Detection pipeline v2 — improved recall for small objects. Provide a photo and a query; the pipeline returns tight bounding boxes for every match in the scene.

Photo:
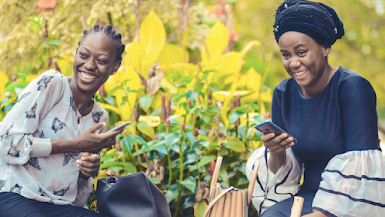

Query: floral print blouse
[0,69,108,206]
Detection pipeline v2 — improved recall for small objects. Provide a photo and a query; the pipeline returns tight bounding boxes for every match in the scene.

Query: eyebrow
[80,47,110,57]
[293,44,306,49]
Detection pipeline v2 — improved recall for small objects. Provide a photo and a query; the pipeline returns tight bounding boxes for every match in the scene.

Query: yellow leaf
[106,66,142,121]
[166,63,199,76]
[201,21,229,62]
[137,121,155,138]
[139,10,166,76]
[0,69,9,99]
[139,116,161,127]
[212,91,249,102]
[239,40,261,58]
[159,43,184,67]
[124,43,146,74]
[99,103,121,115]
[245,67,262,93]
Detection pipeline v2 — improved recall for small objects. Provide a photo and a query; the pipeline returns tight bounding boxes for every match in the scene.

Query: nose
[289,58,301,69]
[84,58,96,71]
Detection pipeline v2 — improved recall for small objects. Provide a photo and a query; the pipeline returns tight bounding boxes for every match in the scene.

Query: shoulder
[32,69,66,89]
[334,67,376,106]
[336,68,374,92]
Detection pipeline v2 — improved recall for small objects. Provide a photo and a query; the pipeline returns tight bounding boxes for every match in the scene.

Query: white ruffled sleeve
[312,150,385,216]
[246,146,304,214]
[73,177,94,207]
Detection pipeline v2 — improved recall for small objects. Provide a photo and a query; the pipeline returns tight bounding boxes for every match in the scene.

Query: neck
[68,76,95,116]
[300,64,337,98]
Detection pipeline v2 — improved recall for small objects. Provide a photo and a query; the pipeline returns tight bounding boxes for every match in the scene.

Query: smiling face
[278,31,331,95]
[73,32,121,94]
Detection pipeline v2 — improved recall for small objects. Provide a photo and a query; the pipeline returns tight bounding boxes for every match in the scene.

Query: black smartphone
[106,121,132,133]
[254,121,297,143]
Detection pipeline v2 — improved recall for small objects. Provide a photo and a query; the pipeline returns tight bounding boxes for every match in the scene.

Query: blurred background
[0,0,384,215]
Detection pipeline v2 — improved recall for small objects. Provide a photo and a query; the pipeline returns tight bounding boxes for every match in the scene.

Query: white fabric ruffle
[246,147,304,214]
[73,177,94,207]
[312,150,385,217]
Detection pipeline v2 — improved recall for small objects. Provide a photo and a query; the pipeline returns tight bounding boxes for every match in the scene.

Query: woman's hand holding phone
[261,133,294,155]
[75,122,125,153]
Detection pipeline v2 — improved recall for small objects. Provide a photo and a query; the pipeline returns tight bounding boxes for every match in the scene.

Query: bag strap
[247,160,260,205]
[202,186,234,217]
[209,156,223,196]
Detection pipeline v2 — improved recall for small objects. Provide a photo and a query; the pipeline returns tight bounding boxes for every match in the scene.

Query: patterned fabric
[246,148,385,216]
[0,70,108,206]
[246,147,304,214]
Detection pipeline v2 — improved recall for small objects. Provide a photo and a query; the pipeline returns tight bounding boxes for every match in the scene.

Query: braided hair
[78,24,125,62]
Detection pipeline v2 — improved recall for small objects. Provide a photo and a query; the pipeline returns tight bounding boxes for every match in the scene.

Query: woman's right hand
[75,122,124,153]
[261,133,294,155]
[262,133,294,174]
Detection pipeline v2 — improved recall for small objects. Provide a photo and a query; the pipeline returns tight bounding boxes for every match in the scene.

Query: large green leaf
[219,168,229,184]
[125,162,137,174]
[179,176,196,193]
[137,121,155,139]
[100,161,124,169]
[188,155,216,172]
[131,135,149,149]
[184,131,196,147]
[121,135,134,153]
[229,111,244,124]
[165,186,179,204]
[139,95,154,112]
[101,152,121,161]
[223,137,244,152]
[165,133,182,150]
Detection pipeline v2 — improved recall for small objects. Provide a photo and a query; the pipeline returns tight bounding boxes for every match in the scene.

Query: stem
[122,149,129,175]
[122,83,134,118]
[167,148,172,190]
[173,137,184,217]
[243,112,250,148]
[196,143,201,188]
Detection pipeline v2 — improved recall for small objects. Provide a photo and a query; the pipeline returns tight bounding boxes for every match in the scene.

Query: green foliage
[1,1,384,217]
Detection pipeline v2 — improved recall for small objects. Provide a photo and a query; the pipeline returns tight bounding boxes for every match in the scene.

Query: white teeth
[80,71,97,79]
[295,70,307,77]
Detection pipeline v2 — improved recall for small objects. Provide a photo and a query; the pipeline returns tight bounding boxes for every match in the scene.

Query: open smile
[294,69,308,77]
[79,70,98,80]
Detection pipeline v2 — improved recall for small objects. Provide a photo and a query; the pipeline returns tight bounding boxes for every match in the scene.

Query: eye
[298,51,307,56]
[97,59,107,64]
[79,52,87,58]
[281,53,290,59]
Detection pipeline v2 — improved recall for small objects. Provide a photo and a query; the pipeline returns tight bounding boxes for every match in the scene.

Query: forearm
[51,138,80,154]
[268,151,285,174]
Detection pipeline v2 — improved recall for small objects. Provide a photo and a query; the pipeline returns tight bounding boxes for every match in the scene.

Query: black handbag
[96,172,172,217]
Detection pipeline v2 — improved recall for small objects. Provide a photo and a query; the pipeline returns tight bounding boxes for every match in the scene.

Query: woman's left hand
[77,153,100,180]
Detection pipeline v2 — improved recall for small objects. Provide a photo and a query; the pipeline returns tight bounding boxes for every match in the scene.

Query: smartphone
[106,121,132,133]
[254,121,297,143]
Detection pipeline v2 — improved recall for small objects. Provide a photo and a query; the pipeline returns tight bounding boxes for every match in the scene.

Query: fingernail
[76,160,80,163]
[102,122,106,126]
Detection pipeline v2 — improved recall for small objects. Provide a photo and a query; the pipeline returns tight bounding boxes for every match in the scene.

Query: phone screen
[106,121,131,133]
[255,121,297,143]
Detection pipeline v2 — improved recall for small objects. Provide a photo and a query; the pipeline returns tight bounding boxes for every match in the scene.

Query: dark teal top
[272,67,380,194]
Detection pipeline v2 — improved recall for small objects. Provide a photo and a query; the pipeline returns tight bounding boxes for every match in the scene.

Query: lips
[294,69,308,77]
[79,70,98,79]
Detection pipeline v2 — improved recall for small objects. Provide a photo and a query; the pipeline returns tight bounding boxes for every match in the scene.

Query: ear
[111,61,122,75]
[323,46,331,57]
